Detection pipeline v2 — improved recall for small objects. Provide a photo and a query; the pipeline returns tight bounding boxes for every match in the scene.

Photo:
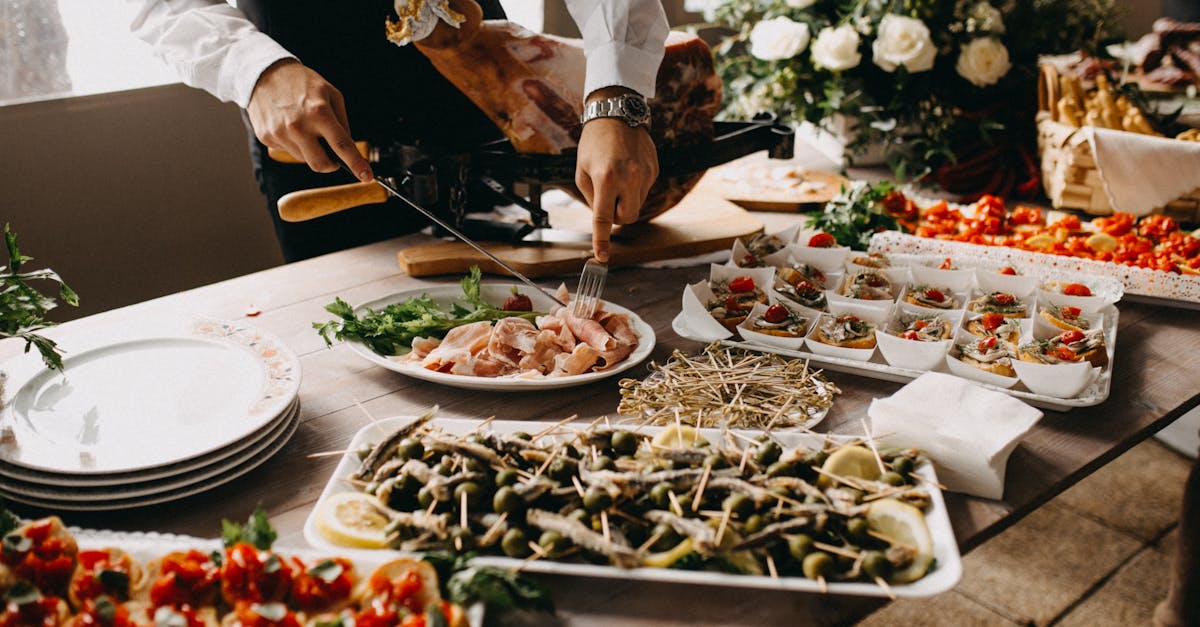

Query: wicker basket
[1035,63,1200,221]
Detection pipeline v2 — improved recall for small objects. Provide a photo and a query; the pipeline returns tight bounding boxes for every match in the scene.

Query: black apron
[241,0,507,262]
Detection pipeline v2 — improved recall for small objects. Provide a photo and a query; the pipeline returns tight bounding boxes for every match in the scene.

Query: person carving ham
[127,0,668,264]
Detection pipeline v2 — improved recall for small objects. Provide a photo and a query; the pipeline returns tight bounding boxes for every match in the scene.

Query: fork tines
[573,259,608,319]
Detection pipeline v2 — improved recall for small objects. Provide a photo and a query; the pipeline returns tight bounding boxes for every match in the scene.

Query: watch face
[622,96,650,122]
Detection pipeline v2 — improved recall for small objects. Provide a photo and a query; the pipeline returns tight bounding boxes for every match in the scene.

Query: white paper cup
[945,350,1020,388]
[737,302,816,351]
[786,243,850,273]
[910,263,975,292]
[973,267,1041,297]
[876,329,952,371]
[899,284,968,312]
[1012,358,1099,398]
[805,312,881,361]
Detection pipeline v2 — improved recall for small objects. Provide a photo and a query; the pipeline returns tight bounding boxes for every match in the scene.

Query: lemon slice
[651,424,707,448]
[1085,232,1117,253]
[866,498,934,583]
[314,492,393,549]
[1023,233,1054,250]
[817,445,881,488]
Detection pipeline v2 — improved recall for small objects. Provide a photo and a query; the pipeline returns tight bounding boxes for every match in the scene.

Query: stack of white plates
[0,318,301,511]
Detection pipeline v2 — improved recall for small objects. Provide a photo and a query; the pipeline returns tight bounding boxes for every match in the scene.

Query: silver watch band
[580,94,651,129]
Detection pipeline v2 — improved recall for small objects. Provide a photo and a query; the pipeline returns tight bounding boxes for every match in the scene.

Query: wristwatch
[580,93,652,129]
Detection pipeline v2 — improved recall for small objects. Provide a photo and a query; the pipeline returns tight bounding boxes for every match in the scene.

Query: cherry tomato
[808,233,836,248]
[900,330,920,340]
[1060,306,1081,320]
[502,293,532,312]
[997,266,1018,275]
[728,276,756,293]
[1058,330,1085,344]
[978,336,998,350]
[938,258,954,270]
[1055,346,1078,361]
[912,319,929,330]
[992,292,1015,305]
[762,304,789,324]
[923,288,945,302]
[1062,283,1092,297]
[723,295,742,311]
[979,313,1005,331]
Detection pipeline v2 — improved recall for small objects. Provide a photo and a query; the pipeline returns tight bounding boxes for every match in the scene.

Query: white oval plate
[344,284,655,391]
[0,318,300,474]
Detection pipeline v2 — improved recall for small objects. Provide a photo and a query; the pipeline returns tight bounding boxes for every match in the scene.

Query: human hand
[247,59,373,182]
[575,96,658,263]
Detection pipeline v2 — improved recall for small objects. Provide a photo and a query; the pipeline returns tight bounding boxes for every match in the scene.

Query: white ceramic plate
[0,318,300,474]
[0,405,299,512]
[0,397,298,487]
[343,284,655,391]
[305,417,963,599]
[0,401,298,500]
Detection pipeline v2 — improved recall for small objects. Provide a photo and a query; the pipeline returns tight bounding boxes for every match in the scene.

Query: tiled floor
[857,436,1193,626]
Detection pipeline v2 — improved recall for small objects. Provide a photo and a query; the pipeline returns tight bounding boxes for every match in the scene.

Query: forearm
[126,0,293,106]
[563,0,669,99]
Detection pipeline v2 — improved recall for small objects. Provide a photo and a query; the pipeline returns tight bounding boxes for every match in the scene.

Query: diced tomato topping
[289,557,355,612]
[1058,330,1085,344]
[923,288,945,302]
[1009,205,1043,226]
[1061,306,1081,319]
[979,313,1005,331]
[0,596,65,627]
[900,330,920,340]
[912,320,929,330]
[728,276,756,293]
[1062,283,1092,297]
[0,519,76,594]
[1055,346,1078,361]
[762,304,789,324]
[808,232,836,248]
[992,292,1015,305]
[998,266,1017,275]
[220,543,294,606]
[978,336,997,350]
[150,550,220,608]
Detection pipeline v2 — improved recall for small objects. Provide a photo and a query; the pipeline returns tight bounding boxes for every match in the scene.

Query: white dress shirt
[127,0,668,109]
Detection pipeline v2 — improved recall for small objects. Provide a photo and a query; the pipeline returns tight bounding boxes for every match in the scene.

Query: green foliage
[805,181,900,250]
[313,267,540,356]
[424,551,555,615]
[1,224,79,371]
[221,506,277,550]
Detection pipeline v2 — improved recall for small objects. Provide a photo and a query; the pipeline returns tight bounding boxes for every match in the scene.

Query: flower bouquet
[698,0,1121,198]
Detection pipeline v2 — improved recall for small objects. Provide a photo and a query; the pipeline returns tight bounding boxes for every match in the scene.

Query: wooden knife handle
[267,141,371,164]
[277,181,389,222]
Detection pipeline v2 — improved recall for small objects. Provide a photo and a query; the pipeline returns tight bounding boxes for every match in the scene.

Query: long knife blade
[374,175,568,308]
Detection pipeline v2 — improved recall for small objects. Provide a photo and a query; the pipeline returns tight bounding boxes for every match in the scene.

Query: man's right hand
[247,59,373,182]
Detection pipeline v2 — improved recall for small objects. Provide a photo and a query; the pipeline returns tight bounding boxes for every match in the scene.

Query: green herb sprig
[221,506,277,550]
[423,551,554,615]
[805,181,900,250]
[314,267,540,355]
[1,224,79,371]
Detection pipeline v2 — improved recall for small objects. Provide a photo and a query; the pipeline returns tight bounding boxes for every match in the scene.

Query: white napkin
[868,372,1042,500]
[1087,126,1200,216]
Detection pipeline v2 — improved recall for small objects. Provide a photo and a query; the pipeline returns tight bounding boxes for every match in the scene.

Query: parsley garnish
[805,181,900,251]
[221,506,277,550]
[1,224,79,371]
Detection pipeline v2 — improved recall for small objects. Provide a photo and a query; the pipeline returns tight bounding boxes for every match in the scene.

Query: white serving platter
[304,417,964,599]
[343,284,655,391]
[0,317,300,474]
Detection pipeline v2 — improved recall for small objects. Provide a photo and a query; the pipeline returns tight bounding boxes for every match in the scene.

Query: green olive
[659,459,677,471]
[492,486,522,514]
[787,534,815,561]
[512,431,532,441]
[845,517,869,542]
[591,455,616,471]
[836,545,859,571]
[704,453,728,470]
[547,458,578,483]
[890,456,915,477]
[882,471,905,486]
[397,437,424,461]
[494,468,520,488]
[539,530,569,555]
[466,433,489,447]
[453,482,485,508]
[743,514,766,535]
[755,441,783,466]
[450,527,475,551]
[649,482,674,509]
[416,486,437,508]
[723,493,754,519]
[610,430,639,456]
[463,457,488,474]
[766,460,796,478]
[435,459,456,476]
[567,509,590,524]
[558,444,582,460]
[500,528,531,557]
[801,552,834,580]
[650,523,682,551]
[804,450,829,468]
[862,550,892,580]
[583,487,614,513]
[845,488,865,504]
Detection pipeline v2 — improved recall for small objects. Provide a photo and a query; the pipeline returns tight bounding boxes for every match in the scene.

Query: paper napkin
[1087,126,1200,217]
[868,372,1042,500]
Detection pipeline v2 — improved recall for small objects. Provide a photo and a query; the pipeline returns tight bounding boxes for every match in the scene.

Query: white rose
[871,14,937,73]
[811,24,862,71]
[749,17,811,61]
[956,36,1011,87]
[785,0,817,8]
[969,2,1005,34]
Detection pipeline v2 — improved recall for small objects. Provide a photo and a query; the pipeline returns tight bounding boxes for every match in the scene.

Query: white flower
[871,14,937,73]
[968,2,1005,34]
[956,36,1011,86]
[785,0,817,8]
[749,17,811,61]
[811,24,862,71]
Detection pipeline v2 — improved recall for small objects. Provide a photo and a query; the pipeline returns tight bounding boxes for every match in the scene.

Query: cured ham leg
[402,1,723,219]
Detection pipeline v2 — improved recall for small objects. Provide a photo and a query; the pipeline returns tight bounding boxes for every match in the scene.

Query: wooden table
[3,224,1198,625]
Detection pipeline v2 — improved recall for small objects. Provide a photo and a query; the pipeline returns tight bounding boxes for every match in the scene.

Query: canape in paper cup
[1033,303,1103,336]
[964,289,1033,319]
[737,302,818,351]
[899,283,967,313]
[681,282,736,341]
[973,266,1041,297]
[778,259,838,290]
[730,236,792,269]
[910,261,974,292]
[773,277,830,312]
[945,330,1020,389]
[805,307,890,361]
[1038,278,1119,313]
[876,310,957,371]
[1011,353,1098,398]
[835,269,900,305]
[785,241,850,273]
[681,265,778,338]
[846,251,892,270]
[961,311,1027,348]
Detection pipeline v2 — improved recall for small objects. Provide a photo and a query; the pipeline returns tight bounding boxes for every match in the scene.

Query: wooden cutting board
[397,189,762,277]
[696,153,849,212]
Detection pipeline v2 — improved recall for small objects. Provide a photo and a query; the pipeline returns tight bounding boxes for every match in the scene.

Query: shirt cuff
[583,40,662,100]
[224,33,295,108]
